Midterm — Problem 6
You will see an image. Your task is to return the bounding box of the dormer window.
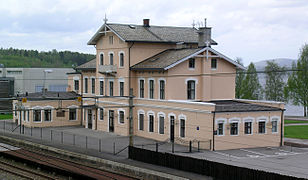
[211,59,217,70]
[109,36,113,44]
[188,58,195,69]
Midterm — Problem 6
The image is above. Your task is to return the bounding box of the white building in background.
[0,68,73,94]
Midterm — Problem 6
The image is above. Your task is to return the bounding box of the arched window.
[109,53,114,65]
[119,52,124,67]
[100,53,104,65]
[187,80,195,100]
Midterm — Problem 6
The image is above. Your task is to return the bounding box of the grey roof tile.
[18,91,80,100]
[76,58,96,70]
[131,48,202,70]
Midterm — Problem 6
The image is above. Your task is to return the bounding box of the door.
[109,110,114,132]
[170,116,175,142]
[88,109,92,129]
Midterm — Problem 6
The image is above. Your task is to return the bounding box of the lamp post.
[43,69,53,91]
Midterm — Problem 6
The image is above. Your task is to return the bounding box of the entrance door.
[109,110,114,132]
[170,116,175,142]
[88,109,92,129]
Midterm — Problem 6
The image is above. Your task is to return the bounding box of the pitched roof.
[131,47,245,71]
[88,23,218,45]
[209,100,282,112]
[75,58,96,70]
[131,48,202,70]
[17,91,80,101]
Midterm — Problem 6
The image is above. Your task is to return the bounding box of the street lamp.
[43,69,53,92]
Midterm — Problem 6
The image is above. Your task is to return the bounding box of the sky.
[0,0,308,65]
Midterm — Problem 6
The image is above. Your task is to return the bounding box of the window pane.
[149,80,154,99]
[187,80,195,100]
[92,78,95,94]
[272,121,278,132]
[85,78,88,93]
[258,122,266,134]
[120,82,124,96]
[140,80,144,98]
[189,58,195,68]
[74,80,79,91]
[160,81,165,99]
[218,123,224,135]
[149,115,154,132]
[159,116,164,134]
[109,81,113,96]
[230,122,238,135]
[119,111,124,123]
[211,59,217,69]
[100,81,104,95]
[44,109,51,121]
[110,54,114,65]
[120,53,124,67]
[244,122,252,134]
[180,119,185,137]
[69,109,77,120]
[139,113,144,130]
[33,110,41,122]
[100,54,104,65]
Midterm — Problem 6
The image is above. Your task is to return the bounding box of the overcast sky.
[0,0,307,65]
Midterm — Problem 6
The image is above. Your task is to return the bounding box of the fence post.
[73,134,75,146]
[156,142,158,152]
[85,136,88,149]
[51,130,53,141]
[61,132,63,144]
[113,142,115,155]
[189,141,192,153]
[198,141,200,152]
[172,142,174,153]
[40,128,42,139]
[99,139,101,152]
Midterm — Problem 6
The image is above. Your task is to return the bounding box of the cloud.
[0,0,307,65]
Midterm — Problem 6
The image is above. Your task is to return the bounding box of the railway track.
[0,143,138,180]
[0,158,55,179]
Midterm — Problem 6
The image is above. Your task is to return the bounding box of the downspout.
[128,42,135,146]
[280,109,284,147]
[81,73,84,126]
[212,111,216,151]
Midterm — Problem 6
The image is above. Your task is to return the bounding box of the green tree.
[264,61,286,101]
[285,44,308,117]
[240,62,262,100]
[235,57,245,99]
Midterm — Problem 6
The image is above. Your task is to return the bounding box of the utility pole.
[129,88,134,146]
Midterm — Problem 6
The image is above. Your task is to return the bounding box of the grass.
[285,125,308,139]
[285,119,308,124]
[0,114,13,120]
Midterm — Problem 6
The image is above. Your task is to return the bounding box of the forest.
[0,47,95,68]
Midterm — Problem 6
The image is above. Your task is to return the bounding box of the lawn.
[285,119,308,124]
[0,114,13,120]
[285,125,308,139]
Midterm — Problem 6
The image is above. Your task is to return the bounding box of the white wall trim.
[228,117,241,123]
[270,116,280,122]
[157,112,166,135]
[185,78,198,84]
[117,108,125,124]
[73,76,80,80]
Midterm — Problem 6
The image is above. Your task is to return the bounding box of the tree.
[235,57,245,99]
[240,62,262,100]
[285,44,308,117]
[264,61,286,101]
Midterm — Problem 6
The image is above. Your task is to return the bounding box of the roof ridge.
[107,23,195,29]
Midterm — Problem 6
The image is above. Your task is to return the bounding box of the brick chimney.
[198,27,211,47]
[143,19,150,27]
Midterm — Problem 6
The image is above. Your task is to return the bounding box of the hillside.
[254,58,297,70]
[0,48,95,68]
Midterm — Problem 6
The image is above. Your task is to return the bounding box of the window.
[119,53,124,67]
[211,59,217,69]
[100,53,104,65]
[244,122,252,134]
[69,108,77,120]
[187,80,195,100]
[33,110,41,122]
[180,119,185,138]
[84,77,88,93]
[27,110,29,122]
[258,121,266,134]
[120,82,124,96]
[119,111,124,124]
[44,109,51,121]
[109,36,113,44]
[139,113,144,130]
[109,53,114,65]
[159,115,164,134]
[23,111,26,122]
[100,81,104,95]
[159,80,165,99]
[99,108,104,120]
[230,122,238,135]
[149,80,154,99]
[91,78,95,94]
[139,79,144,98]
[74,80,79,91]
[188,58,195,69]
[109,81,113,96]
[149,114,154,132]
[272,121,278,133]
[218,122,224,135]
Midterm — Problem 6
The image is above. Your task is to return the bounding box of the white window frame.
[158,112,166,135]
[138,109,145,131]
[270,116,280,134]
[178,114,186,138]
[229,118,240,136]
[215,118,227,136]
[32,106,43,123]
[257,116,268,134]
[118,51,125,68]
[158,78,166,100]
[138,78,145,98]
[186,78,198,100]
[148,78,155,99]
[68,105,78,121]
[99,52,104,65]
[243,117,254,135]
[118,109,125,124]
[147,111,155,133]
[43,106,53,122]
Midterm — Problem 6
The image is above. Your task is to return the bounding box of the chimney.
[198,27,211,47]
[143,19,150,27]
